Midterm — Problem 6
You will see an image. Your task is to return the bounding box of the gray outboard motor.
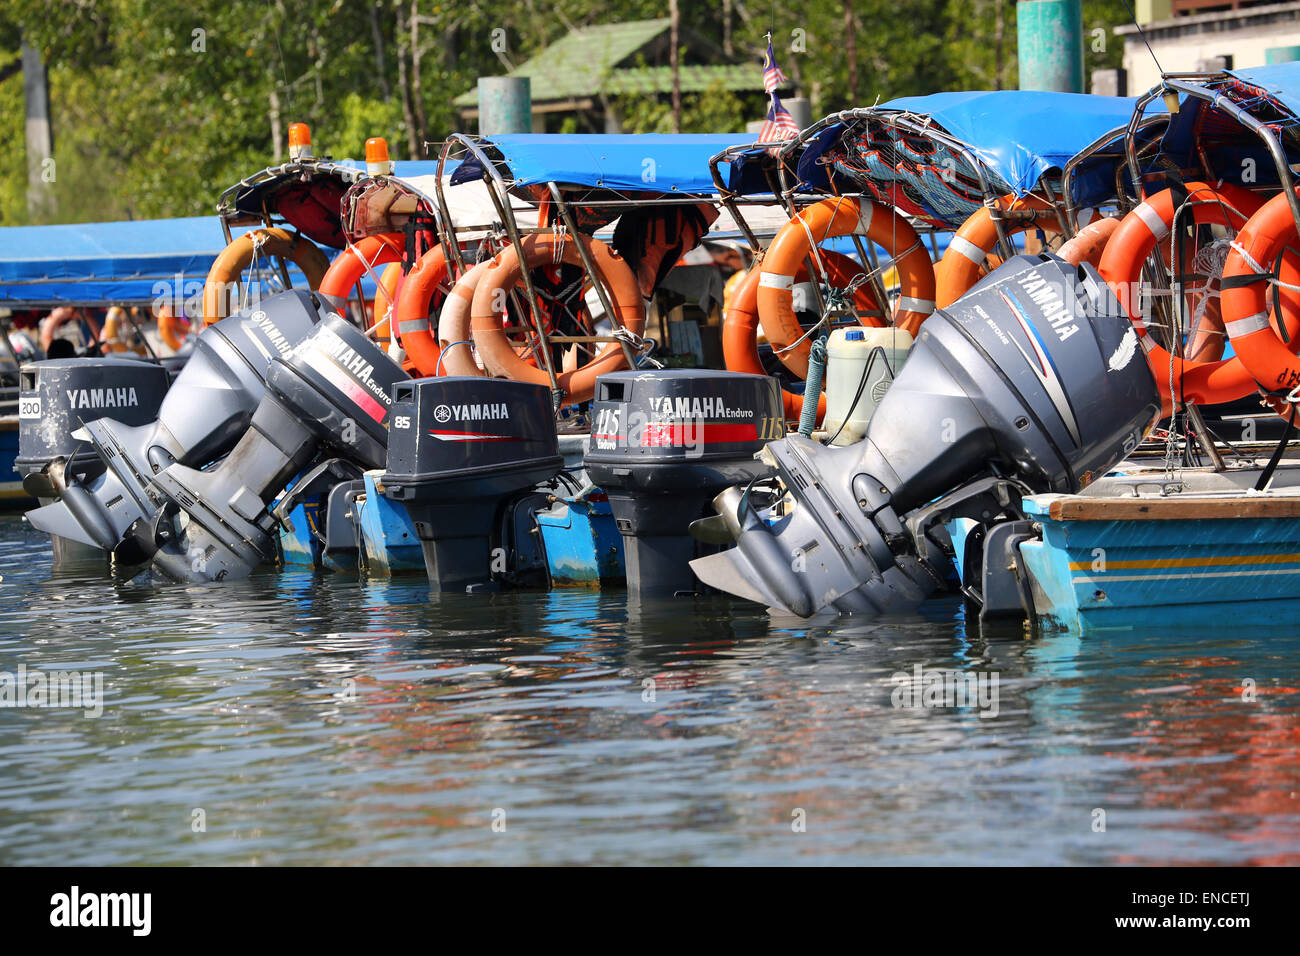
[24,290,323,561]
[380,377,563,591]
[145,312,406,582]
[16,356,171,497]
[17,356,171,564]
[690,255,1161,617]
[584,369,783,598]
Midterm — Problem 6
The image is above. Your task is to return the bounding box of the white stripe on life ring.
[1133,201,1170,241]
[1225,311,1270,337]
[949,235,987,265]
[896,296,935,315]
[856,201,874,235]
[759,272,795,291]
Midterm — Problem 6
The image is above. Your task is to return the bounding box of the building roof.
[453,19,778,109]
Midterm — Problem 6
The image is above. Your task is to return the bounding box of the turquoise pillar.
[478,76,532,135]
[1266,47,1300,65]
[1018,0,1085,93]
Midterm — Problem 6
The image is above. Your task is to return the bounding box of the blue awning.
[450,133,752,194]
[1140,62,1300,195]
[863,90,1145,197]
[0,216,375,308]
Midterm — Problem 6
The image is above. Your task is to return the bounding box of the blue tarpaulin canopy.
[863,90,1145,197]
[450,133,752,194]
[0,216,373,308]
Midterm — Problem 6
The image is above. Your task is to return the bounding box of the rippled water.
[1,512,1298,865]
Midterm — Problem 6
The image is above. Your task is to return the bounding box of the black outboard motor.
[690,255,1161,617]
[146,312,406,582]
[381,377,563,591]
[584,369,783,598]
[24,290,323,560]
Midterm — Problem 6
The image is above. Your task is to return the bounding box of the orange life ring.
[937,195,1060,308]
[203,227,330,326]
[723,253,887,423]
[436,260,492,378]
[1056,215,1119,268]
[99,306,131,353]
[724,267,823,423]
[316,233,407,323]
[469,233,644,406]
[1098,181,1266,407]
[369,261,404,352]
[157,307,190,352]
[1219,187,1300,397]
[758,197,935,379]
[388,244,453,376]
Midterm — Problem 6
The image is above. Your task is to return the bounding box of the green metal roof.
[454,19,777,108]
[602,64,776,95]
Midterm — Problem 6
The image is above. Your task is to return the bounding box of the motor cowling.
[583,369,783,598]
[690,255,1161,617]
[16,356,170,496]
[381,376,563,592]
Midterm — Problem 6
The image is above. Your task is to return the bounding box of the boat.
[992,61,1300,631]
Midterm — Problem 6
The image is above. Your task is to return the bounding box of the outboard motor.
[145,312,405,582]
[16,356,171,497]
[584,369,783,598]
[380,377,563,592]
[24,290,323,561]
[690,255,1161,617]
[17,356,171,564]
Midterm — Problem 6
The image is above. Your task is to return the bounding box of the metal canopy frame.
[434,133,792,403]
[1125,72,1300,239]
[768,106,1074,254]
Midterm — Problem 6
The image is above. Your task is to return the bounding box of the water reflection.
[0,514,1296,865]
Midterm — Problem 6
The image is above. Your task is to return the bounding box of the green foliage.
[0,0,1139,226]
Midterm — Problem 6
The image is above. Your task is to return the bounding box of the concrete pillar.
[1134,0,1172,25]
[1017,0,1084,93]
[784,97,813,131]
[1091,68,1127,97]
[478,76,531,135]
[22,42,55,220]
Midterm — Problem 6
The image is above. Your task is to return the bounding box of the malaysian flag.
[758,39,798,145]
[762,39,786,94]
[758,92,800,144]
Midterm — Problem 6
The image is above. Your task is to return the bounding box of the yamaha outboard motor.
[24,290,323,561]
[584,369,782,598]
[16,356,171,496]
[690,255,1160,617]
[145,312,406,582]
[380,377,563,591]
[17,356,171,564]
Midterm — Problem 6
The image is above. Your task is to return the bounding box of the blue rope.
[798,335,827,437]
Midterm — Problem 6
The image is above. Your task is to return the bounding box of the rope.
[798,336,827,437]
[610,326,662,368]
[435,340,473,377]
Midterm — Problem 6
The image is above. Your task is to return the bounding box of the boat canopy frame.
[430,132,775,401]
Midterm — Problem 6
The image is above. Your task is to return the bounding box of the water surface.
[1,514,1297,865]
